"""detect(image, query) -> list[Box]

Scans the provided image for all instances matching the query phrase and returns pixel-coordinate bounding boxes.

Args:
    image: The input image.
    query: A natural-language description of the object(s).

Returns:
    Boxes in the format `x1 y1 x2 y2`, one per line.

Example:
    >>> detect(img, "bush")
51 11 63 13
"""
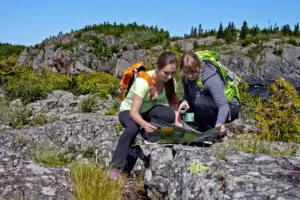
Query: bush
255 78 300 143
240 37 252 47
252 34 269 44
75 72 120 98
239 81 264 119
3 67 71 104
7 106 53 129
287 38 299 46
121 30 169 49
78 95 98 113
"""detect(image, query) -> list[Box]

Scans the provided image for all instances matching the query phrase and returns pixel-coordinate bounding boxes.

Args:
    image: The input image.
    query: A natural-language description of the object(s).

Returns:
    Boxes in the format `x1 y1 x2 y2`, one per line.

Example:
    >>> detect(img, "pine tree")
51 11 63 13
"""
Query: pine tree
190 26 194 36
255 78 300 142
217 23 224 39
293 23 299 36
198 24 203 36
240 20 249 39
281 24 292 36
224 22 237 43
250 25 260 36
193 27 197 36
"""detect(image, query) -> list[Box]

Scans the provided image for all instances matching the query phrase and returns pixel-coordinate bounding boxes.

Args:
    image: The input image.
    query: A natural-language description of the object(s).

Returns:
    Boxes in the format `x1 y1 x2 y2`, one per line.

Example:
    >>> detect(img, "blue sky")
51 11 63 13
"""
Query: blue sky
1 0 299 46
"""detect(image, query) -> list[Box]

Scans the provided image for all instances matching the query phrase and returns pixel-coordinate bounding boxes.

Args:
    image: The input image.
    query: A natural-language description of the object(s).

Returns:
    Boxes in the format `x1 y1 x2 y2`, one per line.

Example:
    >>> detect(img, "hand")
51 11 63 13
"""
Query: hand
215 124 226 136
179 100 190 113
175 121 183 127
142 122 157 133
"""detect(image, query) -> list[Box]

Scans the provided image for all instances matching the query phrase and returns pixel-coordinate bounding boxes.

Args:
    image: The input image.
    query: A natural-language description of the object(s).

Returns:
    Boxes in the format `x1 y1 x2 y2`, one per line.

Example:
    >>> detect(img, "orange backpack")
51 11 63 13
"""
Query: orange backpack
118 61 153 101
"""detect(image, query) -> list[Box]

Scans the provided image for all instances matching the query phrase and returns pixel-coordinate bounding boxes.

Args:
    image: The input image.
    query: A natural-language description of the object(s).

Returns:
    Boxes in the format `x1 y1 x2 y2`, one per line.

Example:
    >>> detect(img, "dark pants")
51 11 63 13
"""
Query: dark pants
191 96 240 132
111 105 175 170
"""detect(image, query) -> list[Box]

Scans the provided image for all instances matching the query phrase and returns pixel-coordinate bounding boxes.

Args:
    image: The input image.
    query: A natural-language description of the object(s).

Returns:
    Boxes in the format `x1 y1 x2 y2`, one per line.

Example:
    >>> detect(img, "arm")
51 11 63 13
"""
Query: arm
129 77 157 132
204 74 229 128
130 95 157 133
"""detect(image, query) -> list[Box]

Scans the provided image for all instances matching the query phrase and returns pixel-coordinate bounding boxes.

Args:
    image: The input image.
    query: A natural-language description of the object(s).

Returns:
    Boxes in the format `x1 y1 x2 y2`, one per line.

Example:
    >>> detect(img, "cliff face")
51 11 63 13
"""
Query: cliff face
219 41 300 88
16 33 300 87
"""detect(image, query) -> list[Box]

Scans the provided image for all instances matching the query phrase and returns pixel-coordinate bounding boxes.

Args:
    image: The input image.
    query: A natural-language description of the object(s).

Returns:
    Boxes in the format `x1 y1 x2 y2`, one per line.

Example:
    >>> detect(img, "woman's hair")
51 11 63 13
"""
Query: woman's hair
156 52 179 108
180 51 202 73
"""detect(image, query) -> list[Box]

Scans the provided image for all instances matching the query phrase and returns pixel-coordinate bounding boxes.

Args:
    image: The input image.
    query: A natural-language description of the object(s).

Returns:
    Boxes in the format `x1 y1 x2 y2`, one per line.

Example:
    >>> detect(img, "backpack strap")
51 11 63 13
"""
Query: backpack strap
137 71 154 100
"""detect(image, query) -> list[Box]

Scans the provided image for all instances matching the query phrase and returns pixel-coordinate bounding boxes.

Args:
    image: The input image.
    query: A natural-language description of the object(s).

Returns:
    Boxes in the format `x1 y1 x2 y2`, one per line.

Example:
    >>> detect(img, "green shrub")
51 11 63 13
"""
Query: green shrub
3 67 71 104
0 43 25 60
7 106 52 129
0 97 9 125
75 72 120 97
78 95 98 113
287 38 299 46
255 78 300 143
8 106 33 129
121 30 169 49
239 81 264 119
251 34 269 44
273 48 283 56
240 37 252 47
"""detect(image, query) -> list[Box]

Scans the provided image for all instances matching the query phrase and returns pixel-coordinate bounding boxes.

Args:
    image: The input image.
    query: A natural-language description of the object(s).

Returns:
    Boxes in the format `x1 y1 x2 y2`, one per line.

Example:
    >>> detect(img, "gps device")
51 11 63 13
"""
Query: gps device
179 106 188 114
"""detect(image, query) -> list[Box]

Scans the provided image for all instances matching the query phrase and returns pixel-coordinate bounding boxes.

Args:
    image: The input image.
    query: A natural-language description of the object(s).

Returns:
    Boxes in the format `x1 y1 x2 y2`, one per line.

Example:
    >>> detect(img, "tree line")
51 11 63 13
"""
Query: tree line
188 21 300 43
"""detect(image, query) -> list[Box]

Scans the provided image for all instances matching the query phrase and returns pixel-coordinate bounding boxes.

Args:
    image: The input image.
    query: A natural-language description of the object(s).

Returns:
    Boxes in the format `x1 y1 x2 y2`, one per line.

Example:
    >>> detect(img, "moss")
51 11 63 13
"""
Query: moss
189 162 209 174
105 108 117 115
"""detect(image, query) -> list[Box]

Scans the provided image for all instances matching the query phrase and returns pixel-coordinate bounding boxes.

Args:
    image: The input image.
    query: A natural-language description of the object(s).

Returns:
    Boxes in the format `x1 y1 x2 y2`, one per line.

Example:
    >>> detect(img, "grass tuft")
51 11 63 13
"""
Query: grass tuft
70 163 125 200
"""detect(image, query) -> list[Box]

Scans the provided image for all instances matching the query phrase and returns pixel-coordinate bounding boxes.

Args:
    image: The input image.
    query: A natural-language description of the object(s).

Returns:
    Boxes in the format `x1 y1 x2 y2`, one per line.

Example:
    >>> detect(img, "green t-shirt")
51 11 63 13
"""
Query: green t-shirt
119 75 176 113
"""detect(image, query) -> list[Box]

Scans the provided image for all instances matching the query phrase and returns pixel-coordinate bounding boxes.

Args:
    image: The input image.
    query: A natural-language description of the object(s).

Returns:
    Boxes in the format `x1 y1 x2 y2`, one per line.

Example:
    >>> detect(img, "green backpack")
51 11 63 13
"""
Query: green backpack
194 50 241 101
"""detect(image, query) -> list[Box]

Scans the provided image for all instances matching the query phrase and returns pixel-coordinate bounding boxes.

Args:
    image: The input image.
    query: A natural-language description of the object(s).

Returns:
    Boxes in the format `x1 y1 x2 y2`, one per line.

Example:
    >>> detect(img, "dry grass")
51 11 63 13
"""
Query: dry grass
70 163 149 200
213 134 299 158
70 163 125 200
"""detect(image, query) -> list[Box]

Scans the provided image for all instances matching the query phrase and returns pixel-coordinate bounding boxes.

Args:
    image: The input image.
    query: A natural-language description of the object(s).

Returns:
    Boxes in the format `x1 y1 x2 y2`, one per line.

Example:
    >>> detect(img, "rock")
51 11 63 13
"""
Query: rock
0 148 73 199
15 35 300 87
9 99 23 108
151 45 164 51
144 145 300 200
1 88 300 199
0 87 5 97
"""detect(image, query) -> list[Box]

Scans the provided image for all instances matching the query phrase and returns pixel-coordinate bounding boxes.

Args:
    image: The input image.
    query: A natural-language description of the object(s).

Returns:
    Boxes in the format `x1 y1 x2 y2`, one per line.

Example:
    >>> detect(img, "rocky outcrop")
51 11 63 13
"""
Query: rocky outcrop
220 42 300 88
16 31 156 77
0 148 72 199
1 90 300 200
0 91 118 199
143 145 300 200
17 35 300 87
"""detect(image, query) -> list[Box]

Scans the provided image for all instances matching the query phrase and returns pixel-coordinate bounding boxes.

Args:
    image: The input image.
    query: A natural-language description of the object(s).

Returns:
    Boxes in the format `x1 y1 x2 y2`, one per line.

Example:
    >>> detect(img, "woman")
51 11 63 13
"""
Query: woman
109 52 180 179
179 51 240 135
